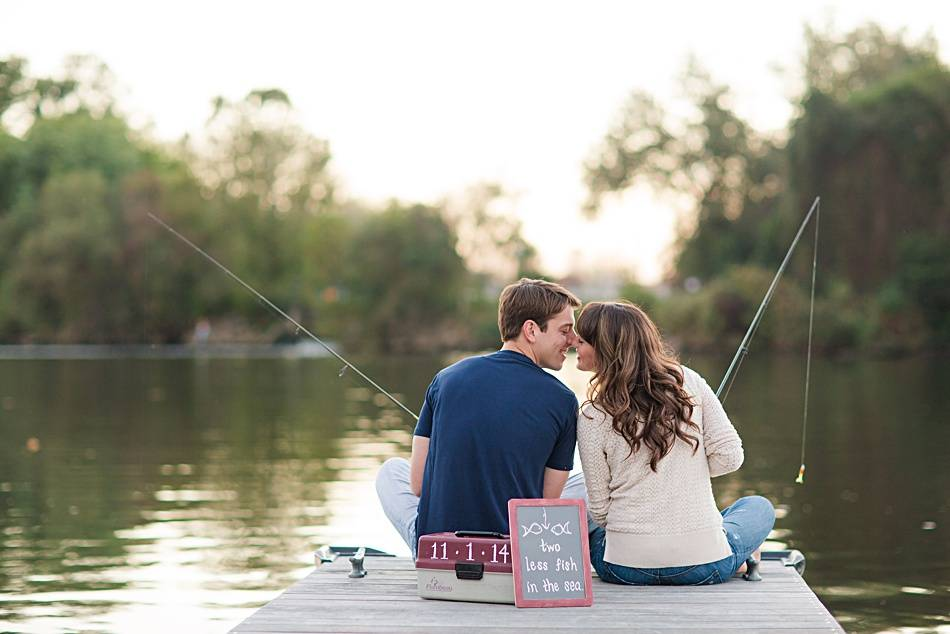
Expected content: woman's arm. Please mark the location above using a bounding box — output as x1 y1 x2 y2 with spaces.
576 407 611 527
696 373 744 477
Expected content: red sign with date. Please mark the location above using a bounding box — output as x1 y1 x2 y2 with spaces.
416 532 512 573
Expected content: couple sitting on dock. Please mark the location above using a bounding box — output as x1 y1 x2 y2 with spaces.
376 278 775 586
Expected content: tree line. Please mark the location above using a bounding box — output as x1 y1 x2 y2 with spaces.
2 23 948 354
0 58 536 351
586 24 950 353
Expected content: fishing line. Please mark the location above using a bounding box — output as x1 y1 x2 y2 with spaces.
147 212 419 421
796 200 820 484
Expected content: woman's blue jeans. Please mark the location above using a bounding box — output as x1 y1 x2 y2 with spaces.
589 495 775 586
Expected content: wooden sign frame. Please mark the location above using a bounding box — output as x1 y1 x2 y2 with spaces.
507 498 593 608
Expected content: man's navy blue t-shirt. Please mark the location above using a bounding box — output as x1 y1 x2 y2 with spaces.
413 350 578 540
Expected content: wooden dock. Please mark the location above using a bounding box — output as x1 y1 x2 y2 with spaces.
232 555 843 633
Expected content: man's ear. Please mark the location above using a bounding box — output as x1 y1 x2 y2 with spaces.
522 319 539 343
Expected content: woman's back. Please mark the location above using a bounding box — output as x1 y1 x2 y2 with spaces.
577 366 744 568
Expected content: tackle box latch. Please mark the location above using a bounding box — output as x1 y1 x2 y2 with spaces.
454 562 484 580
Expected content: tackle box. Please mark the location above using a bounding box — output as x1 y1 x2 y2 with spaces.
416 531 515 604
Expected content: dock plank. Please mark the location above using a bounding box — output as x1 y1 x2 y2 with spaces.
232 557 843 633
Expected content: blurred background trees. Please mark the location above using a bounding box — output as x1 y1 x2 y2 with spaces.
0 58 521 349
585 23 950 353
0 22 947 353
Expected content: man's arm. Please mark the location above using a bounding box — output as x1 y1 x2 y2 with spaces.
542 467 569 498
543 393 578 499
409 435 430 497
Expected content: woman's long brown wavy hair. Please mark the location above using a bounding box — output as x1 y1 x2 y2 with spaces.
577 301 699 472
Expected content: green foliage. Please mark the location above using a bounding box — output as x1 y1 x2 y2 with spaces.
0 109 155 342
0 58 522 350
197 90 335 215
653 267 866 353
0 130 211 343
618 280 658 314
0 129 25 213
656 267 806 351
22 112 142 187
0 57 29 116
811 279 868 352
463 288 507 349
342 203 468 353
891 233 950 343
802 23 940 101
584 61 787 283
2 171 119 341
586 23 950 352
1 55 115 126
445 183 540 279
787 62 950 293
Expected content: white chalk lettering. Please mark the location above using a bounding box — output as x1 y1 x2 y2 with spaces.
555 556 578 572
539 538 561 553
542 578 560 592
523 556 548 572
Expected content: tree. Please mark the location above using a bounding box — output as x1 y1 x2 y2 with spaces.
0 56 530 351
444 183 540 279
2 170 121 342
0 55 116 131
0 57 211 343
801 23 940 101
183 89 342 329
787 30 950 293
583 61 786 283
0 111 210 343
583 23 950 351
342 203 468 353
194 89 335 215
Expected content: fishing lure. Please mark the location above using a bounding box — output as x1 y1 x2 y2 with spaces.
795 464 806 484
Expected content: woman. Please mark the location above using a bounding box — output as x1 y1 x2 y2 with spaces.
575 301 775 585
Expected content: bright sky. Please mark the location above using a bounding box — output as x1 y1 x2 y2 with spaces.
3 1 947 282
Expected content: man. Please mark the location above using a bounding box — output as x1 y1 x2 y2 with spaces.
376 278 586 556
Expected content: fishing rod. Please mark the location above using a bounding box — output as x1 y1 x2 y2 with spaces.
147 212 420 421
714 197 821 484
716 196 820 402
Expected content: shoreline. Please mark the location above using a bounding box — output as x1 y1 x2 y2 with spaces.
0 342 337 360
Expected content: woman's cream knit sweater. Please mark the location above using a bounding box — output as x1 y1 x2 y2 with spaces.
577 366 744 568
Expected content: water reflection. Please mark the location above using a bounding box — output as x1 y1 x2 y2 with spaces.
0 354 947 632
0 356 433 632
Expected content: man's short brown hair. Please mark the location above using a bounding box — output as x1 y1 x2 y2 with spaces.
497 278 581 342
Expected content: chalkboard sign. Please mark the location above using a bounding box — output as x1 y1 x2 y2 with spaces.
507 498 593 608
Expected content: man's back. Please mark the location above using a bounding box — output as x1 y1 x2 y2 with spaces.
414 350 578 538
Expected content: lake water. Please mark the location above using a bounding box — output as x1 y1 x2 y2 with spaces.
0 353 948 632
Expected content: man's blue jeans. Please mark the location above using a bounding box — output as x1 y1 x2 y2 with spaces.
589 495 775 585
